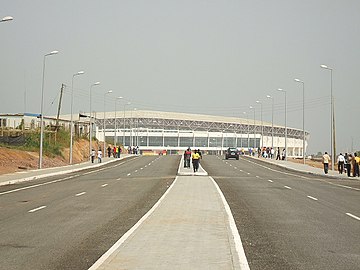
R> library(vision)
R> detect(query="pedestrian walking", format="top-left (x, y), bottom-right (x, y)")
top-left (282, 149), bottom-right (286, 160)
top-left (346, 154), bottom-right (352, 177)
top-left (322, 151), bottom-right (331, 174)
top-left (91, 149), bottom-right (95, 163)
top-left (192, 149), bottom-right (201, 172)
top-left (337, 153), bottom-right (345, 174)
top-left (184, 148), bottom-right (191, 168)
top-left (354, 153), bottom-right (360, 177)
top-left (113, 146), bottom-right (117, 158)
top-left (107, 146), bottom-right (111, 158)
top-left (117, 146), bottom-right (121, 158)
top-left (97, 149), bottom-right (102, 163)
top-left (276, 147), bottom-right (281, 160)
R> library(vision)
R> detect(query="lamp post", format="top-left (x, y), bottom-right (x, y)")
top-left (114, 96), bottom-right (123, 146)
top-left (256, 100), bottom-right (263, 148)
top-left (1, 16), bottom-right (13, 23)
top-left (123, 101), bottom-right (131, 146)
top-left (266, 95), bottom-right (274, 150)
top-left (89, 82), bottom-right (100, 160)
top-left (320, 64), bottom-right (335, 170)
top-left (249, 106), bottom-right (256, 149)
top-left (103, 90), bottom-right (113, 155)
top-left (243, 111), bottom-right (250, 151)
top-left (277, 88), bottom-right (287, 161)
top-left (295, 78), bottom-right (306, 164)
top-left (38, 50), bottom-right (59, 169)
top-left (70, 70), bottom-right (85, 164)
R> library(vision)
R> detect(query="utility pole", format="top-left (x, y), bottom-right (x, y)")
top-left (55, 84), bottom-right (65, 131)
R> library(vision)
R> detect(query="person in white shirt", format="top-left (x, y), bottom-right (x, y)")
top-left (322, 152), bottom-right (331, 174)
top-left (337, 153), bottom-right (345, 174)
top-left (97, 149), bottom-right (102, 163)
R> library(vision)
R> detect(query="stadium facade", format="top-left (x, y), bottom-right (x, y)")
top-left (93, 110), bottom-right (309, 157)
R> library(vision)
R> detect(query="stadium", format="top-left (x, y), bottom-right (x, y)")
top-left (93, 110), bottom-right (309, 157)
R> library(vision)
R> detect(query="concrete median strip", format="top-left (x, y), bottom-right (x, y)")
top-left (88, 157), bottom-right (249, 270)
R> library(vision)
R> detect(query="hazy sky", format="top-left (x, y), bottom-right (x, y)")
top-left (1, 0), bottom-right (359, 154)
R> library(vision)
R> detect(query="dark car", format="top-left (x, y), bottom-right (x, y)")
top-left (225, 147), bottom-right (239, 160)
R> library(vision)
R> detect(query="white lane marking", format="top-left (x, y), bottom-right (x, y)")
top-left (83, 171), bottom-right (93, 175)
top-left (135, 170), bottom-right (138, 173)
top-left (229, 164), bottom-right (233, 167)
top-left (101, 184), bottom-right (108, 187)
top-left (284, 186), bottom-right (292, 190)
top-left (116, 177), bottom-right (121, 181)
top-left (307, 196), bottom-right (318, 201)
top-left (346, 213), bottom-right (360, 221)
top-left (28, 206), bottom-right (47, 213)
top-left (0, 175), bottom-right (76, 196)
top-left (210, 176), bottom-right (250, 270)
top-left (148, 163), bottom-right (151, 166)
top-left (127, 173), bottom-right (131, 176)
top-left (145, 165), bottom-right (147, 168)
top-left (234, 167), bottom-right (237, 169)
top-left (268, 180), bottom-right (274, 183)
top-left (247, 173), bottom-right (251, 175)
top-left (255, 176), bottom-right (260, 178)
top-left (88, 176), bottom-right (180, 270)
top-left (239, 169), bottom-right (243, 172)
top-left (75, 192), bottom-right (86, 196)
top-left (140, 167), bottom-right (143, 170)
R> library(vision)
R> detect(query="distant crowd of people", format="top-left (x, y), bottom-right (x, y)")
top-left (90, 145), bottom-right (141, 164)
top-left (323, 152), bottom-right (360, 176)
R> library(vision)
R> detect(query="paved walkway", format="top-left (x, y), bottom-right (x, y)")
top-left (0, 155), bottom-right (132, 186)
top-left (247, 156), bottom-right (353, 179)
top-left (89, 156), bottom-right (249, 270)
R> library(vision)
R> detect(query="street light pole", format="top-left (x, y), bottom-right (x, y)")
top-left (243, 111), bottom-right (250, 152)
top-left (114, 96), bottom-right (123, 146)
top-left (249, 106), bottom-right (256, 149)
top-left (70, 71), bottom-right (85, 164)
top-left (295, 78), bottom-right (306, 164)
top-left (89, 82), bottom-right (100, 160)
top-left (103, 90), bottom-right (113, 155)
top-left (266, 95), bottom-right (274, 150)
top-left (38, 50), bottom-right (59, 169)
top-left (321, 64), bottom-right (335, 170)
top-left (277, 88), bottom-right (287, 161)
top-left (256, 100), bottom-right (263, 148)
top-left (123, 101), bottom-right (131, 147)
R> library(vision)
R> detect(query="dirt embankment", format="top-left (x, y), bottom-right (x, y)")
top-left (0, 140), bottom-right (103, 175)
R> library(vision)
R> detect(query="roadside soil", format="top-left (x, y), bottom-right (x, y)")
top-left (0, 139), bottom-right (103, 175)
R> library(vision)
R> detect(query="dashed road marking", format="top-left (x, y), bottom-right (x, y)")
top-left (116, 177), bottom-right (121, 181)
top-left (268, 180), bottom-right (273, 183)
top-left (101, 184), bottom-right (108, 187)
top-left (255, 176), bottom-right (260, 178)
top-left (28, 206), bottom-right (46, 213)
top-left (127, 173), bottom-right (131, 176)
top-left (346, 213), bottom-right (360, 221)
top-left (75, 192), bottom-right (86, 196)
top-left (135, 170), bottom-right (138, 173)
top-left (307, 196), bottom-right (318, 201)
top-left (284, 186), bottom-right (292, 190)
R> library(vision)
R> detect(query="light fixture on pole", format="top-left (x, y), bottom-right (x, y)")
top-left (249, 106), bottom-right (256, 149)
top-left (277, 88), bottom-right (287, 161)
top-left (256, 100), bottom-right (263, 148)
top-left (295, 78), bottom-right (306, 164)
top-left (123, 101), bottom-right (131, 146)
top-left (103, 90), bottom-right (113, 155)
top-left (114, 96), bottom-right (123, 147)
top-left (38, 50), bottom-right (59, 169)
top-left (266, 95), bottom-right (274, 150)
top-left (320, 64), bottom-right (335, 170)
top-left (1, 16), bottom-right (13, 22)
top-left (89, 81), bottom-right (100, 160)
top-left (70, 70), bottom-right (85, 164)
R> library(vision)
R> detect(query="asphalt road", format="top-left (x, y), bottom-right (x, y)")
top-left (0, 155), bottom-right (180, 270)
top-left (201, 155), bottom-right (360, 270)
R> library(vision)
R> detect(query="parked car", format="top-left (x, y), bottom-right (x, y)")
top-left (225, 147), bottom-right (239, 160)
